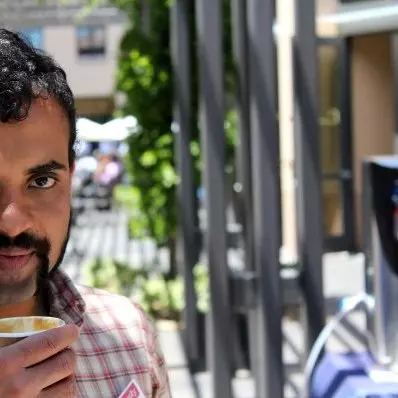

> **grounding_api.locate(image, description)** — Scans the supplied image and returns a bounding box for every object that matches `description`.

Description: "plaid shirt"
[47,269,171,398]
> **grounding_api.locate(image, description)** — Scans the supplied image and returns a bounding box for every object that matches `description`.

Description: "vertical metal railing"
[231,0,257,378]
[195,1,233,397]
[171,1,324,396]
[247,0,284,397]
[231,0,253,269]
[294,0,325,378]
[170,0,200,368]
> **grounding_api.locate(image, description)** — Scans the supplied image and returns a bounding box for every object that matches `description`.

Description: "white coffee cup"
[0,316,65,347]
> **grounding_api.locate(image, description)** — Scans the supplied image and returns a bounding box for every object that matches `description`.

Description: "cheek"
[30,187,71,260]
[31,188,71,219]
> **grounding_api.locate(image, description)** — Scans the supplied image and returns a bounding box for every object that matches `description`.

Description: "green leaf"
[160,162,177,188]
[140,150,157,167]
[156,134,173,147]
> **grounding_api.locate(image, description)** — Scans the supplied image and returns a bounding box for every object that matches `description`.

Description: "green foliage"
[82,257,149,297]
[112,0,236,251]
[114,0,176,247]
[193,264,210,313]
[82,258,211,320]
[113,185,140,209]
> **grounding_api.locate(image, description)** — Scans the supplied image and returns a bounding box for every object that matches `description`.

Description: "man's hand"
[0,324,79,397]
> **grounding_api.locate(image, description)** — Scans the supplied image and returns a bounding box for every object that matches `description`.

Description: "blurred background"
[2,0,398,397]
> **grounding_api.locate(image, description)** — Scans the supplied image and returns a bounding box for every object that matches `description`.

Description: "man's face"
[0,98,73,305]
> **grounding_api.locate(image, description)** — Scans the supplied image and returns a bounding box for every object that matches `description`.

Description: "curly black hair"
[0,28,76,164]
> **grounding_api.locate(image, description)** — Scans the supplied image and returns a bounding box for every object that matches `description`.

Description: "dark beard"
[0,210,72,307]
[49,212,72,275]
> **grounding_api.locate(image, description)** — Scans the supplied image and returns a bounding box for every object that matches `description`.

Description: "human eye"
[29,175,57,189]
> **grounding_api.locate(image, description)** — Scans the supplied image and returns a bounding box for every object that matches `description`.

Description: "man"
[0,29,171,397]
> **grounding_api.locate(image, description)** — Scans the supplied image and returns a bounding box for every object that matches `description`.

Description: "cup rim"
[0,316,65,338]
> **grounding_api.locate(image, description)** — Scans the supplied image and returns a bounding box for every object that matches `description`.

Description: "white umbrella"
[76,116,138,142]
[76,118,105,142]
[102,116,138,141]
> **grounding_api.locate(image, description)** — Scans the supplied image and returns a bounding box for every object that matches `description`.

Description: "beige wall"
[276,0,340,259]
[75,97,114,118]
[277,0,298,263]
[319,44,343,236]
[316,0,339,37]
[351,33,395,247]
[44,23,125,98]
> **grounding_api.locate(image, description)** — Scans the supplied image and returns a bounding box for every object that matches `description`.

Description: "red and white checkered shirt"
[47,269,171,398]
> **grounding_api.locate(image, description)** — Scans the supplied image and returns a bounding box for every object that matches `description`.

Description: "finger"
[40,375,77,398]
[26,348,76,391]
[3,324,79,368]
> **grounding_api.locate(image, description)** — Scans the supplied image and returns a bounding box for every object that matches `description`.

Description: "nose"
[0,201,34,238]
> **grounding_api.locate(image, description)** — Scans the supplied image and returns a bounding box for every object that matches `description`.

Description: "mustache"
[0,232,50,256]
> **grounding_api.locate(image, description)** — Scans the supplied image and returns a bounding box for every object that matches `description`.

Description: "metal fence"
[171,1,325,397]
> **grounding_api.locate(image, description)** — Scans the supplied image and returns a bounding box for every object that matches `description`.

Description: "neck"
[0,295,43,319]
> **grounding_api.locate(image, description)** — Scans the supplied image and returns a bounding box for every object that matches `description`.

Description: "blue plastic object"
[311,352,398,398]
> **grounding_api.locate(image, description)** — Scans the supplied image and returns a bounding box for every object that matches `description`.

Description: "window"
[19,27,44,50]
[77,26,106,56]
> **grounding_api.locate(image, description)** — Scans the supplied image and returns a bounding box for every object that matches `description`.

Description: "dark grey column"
[231,0,257,375]
[170,0,200,365]
[247,1,284,397]
[195,1,233,397]
[231,0,253,268]
[294,0,325,360]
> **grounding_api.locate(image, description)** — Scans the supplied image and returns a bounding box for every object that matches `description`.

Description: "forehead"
[0,98,69,168]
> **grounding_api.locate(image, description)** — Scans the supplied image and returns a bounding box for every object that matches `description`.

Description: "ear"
[70,161,76,175]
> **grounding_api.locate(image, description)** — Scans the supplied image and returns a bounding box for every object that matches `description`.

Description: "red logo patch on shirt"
[118,380,145,398]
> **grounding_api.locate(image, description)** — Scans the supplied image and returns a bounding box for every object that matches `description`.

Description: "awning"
[318,0,398,36]
[76,116,138,142]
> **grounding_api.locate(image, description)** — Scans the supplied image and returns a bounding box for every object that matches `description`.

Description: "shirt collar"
[47,269,86,327]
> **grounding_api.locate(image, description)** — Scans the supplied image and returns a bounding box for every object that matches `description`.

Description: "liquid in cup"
[0,316,65,347]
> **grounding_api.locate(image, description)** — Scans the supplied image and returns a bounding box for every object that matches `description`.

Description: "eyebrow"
[26,160,67,176]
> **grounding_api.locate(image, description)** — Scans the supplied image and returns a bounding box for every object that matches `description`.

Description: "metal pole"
[294,0,325,358]
[231,0,257,373]
[195,1,233,397]
[247,1,284,397]
[170,0,200,365]
[231,0,253,269]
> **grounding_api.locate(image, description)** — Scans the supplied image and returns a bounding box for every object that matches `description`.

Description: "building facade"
[315,0,398,251]
[279,0,398,255]
[0,0,127,122]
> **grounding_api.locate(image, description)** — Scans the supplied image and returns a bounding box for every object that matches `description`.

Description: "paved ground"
[64,207,170,281]
[62,207,368,398]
